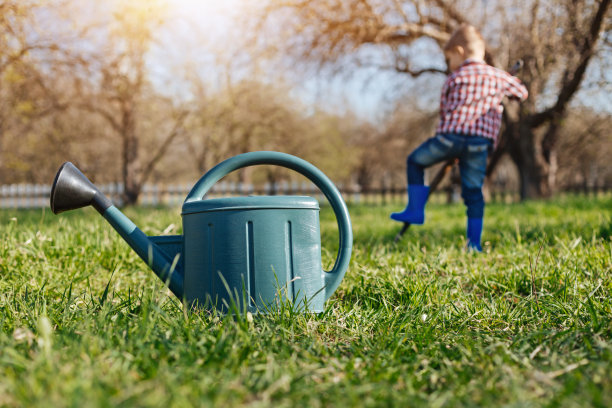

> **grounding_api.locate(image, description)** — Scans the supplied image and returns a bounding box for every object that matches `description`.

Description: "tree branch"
[79,103,122,133]
[431,0,469,28]
[529,0,611,128]
[376,21,451,45]
[392,64,447,76]
[139,110,189,186]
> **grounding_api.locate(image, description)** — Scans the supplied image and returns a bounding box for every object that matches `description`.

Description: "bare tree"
[76,0,189,205]
[252,0,611,199]
[183,68,358,185]
[0,0,96,182]
[349,104,438,191]
[555,108,612,190]
[496,0,611,198]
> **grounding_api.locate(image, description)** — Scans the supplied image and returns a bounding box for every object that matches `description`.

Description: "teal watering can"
[50,152,353,312]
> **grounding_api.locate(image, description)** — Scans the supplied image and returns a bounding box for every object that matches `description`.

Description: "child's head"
[443,24,486,72]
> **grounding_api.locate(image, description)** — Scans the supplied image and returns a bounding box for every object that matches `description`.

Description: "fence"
[0,181,610,209]
[0,182,327,209]
[0,181,445,209]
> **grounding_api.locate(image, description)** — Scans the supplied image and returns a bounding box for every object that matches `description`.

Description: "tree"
[183,72,359,187]
[496,0,611,198]
[555,108,612,190]
[76,0,189,205]
[349,104,438,191]
[184,74,303,181]
[0,0,96,182]
[252,0,611,199]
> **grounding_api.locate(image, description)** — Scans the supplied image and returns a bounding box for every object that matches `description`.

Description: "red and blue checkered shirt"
[436,59,528,144]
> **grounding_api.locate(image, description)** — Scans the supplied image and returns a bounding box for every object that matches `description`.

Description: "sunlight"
[163,0,244,14]
[110,0,229,26]
[107,0,247,46]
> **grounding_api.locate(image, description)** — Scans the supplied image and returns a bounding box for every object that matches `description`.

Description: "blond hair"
[443,24,486,56]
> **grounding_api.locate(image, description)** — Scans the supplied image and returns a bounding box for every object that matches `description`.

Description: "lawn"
[1,195,611,407]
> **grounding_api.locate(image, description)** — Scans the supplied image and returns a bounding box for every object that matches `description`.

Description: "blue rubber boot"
[467,218,483,252]
[390,185,430,224]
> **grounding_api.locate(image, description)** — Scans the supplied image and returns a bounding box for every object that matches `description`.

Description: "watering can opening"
[181,195,319,214]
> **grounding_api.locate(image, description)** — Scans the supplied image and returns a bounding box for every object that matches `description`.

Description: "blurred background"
[0,0,610,207]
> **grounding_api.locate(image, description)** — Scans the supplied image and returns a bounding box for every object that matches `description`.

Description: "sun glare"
[165,0,244,13]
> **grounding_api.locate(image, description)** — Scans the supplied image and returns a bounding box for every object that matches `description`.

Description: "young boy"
[390,24,528,251]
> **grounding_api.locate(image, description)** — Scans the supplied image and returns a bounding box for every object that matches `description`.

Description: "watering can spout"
[50,162,185,299]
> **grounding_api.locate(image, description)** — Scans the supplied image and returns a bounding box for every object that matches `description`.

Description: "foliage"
[181,77,360,185]
[556,109,612,189]
[0,196,611,406]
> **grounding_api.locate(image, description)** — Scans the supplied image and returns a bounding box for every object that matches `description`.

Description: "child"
[390,24,528,251]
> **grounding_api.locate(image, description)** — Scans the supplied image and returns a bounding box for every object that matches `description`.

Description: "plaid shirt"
[436,59,528,143]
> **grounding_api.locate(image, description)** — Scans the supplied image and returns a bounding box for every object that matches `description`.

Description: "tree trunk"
[121,103,141,206]
[267,169,278,195]
[509,127,555,200]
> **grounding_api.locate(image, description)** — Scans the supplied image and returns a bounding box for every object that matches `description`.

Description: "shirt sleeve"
[439,76,452,111]
[503,73,528,101]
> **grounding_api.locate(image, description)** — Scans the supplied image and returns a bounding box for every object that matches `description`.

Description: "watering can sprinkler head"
[50,162,113,214]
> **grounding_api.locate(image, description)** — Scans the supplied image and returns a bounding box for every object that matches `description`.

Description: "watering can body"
[51,151,352,313]
[181,196,324,311]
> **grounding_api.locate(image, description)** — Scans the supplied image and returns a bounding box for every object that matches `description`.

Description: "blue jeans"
[407,133,492,218]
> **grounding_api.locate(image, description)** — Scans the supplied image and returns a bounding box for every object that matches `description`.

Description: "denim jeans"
[407,133,492,218]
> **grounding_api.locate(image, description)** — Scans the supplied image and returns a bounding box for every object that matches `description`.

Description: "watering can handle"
[184,151,353,301]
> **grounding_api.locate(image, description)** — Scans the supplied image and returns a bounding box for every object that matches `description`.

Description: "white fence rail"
[3,181,607,209]
[0,181,333,209]
[0,184,52,209]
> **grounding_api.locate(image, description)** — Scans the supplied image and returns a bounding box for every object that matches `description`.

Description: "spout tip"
[50,162,71,214]
[50,162,112,214]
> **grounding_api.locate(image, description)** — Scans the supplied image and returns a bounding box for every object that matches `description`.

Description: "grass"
[0,195,611,407]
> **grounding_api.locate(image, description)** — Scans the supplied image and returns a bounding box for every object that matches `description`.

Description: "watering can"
[50,151,353,312]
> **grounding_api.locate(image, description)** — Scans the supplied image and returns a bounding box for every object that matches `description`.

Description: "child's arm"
[503,73,528,102]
